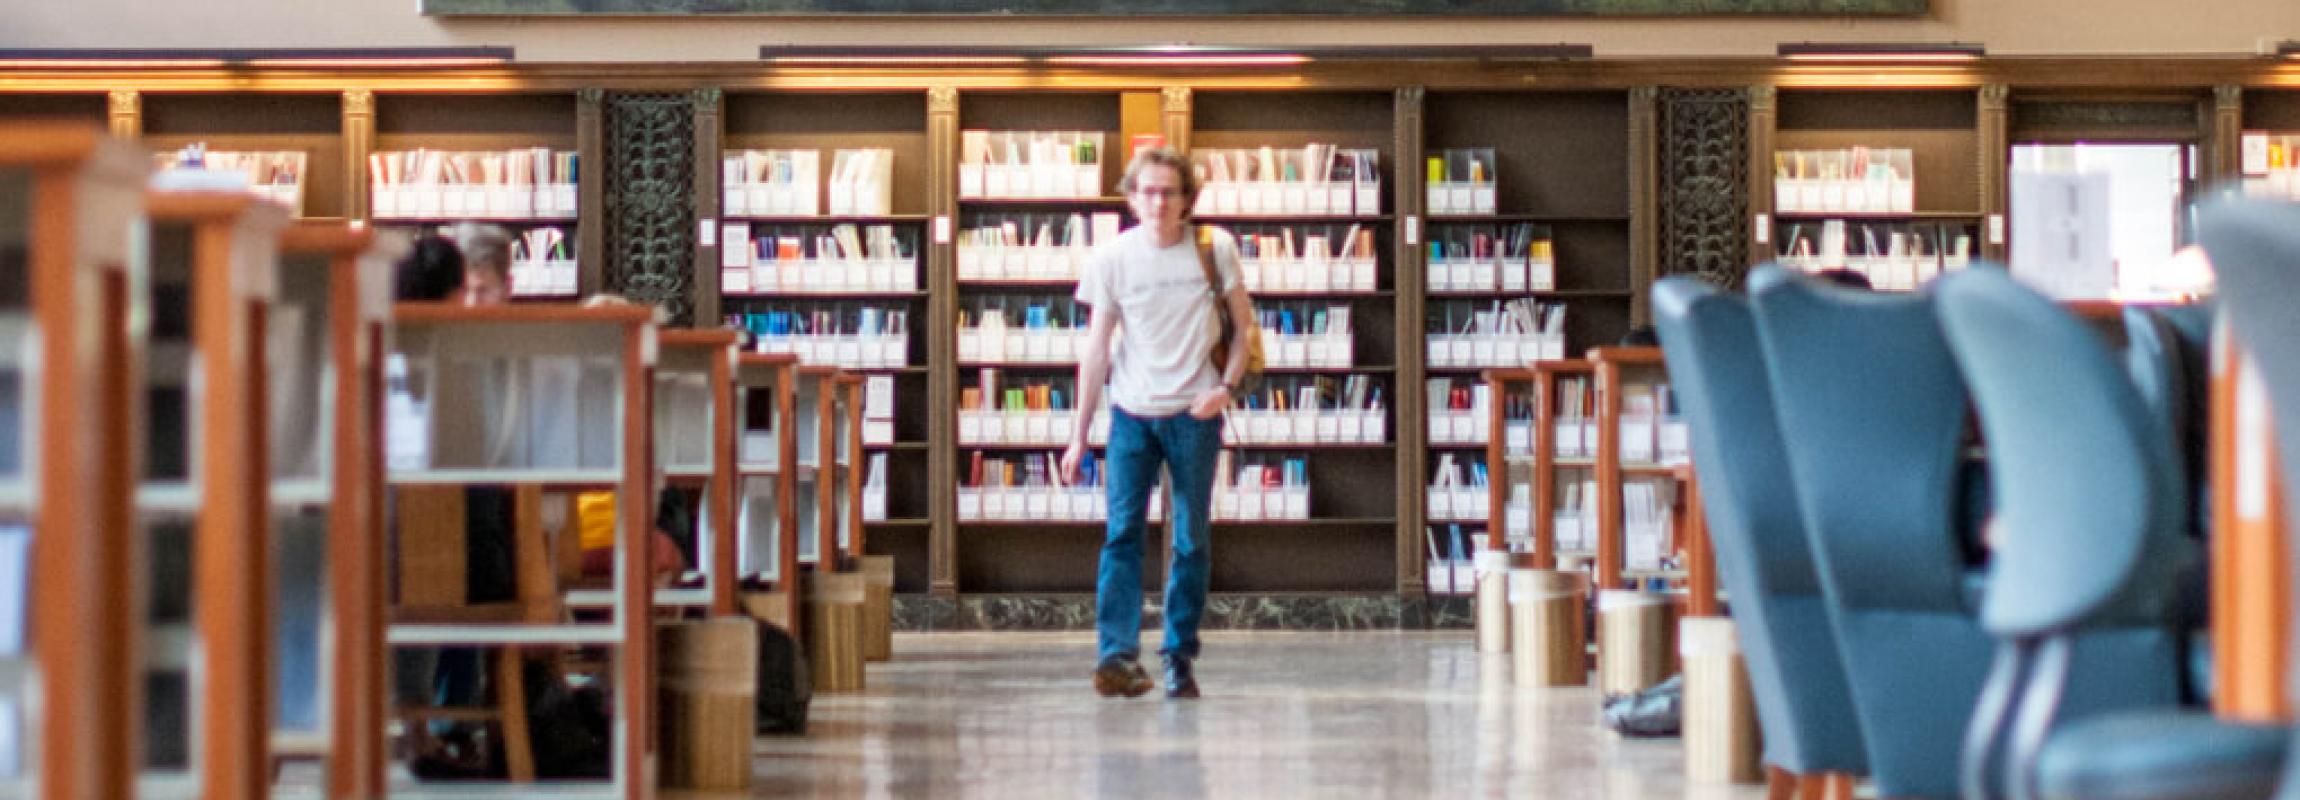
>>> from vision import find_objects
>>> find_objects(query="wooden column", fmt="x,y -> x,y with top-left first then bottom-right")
1978,84 -> 2011,264
106,89 -> 139,139
342,90 -> 375,221
577,88 -> 606,298
692,88 -> 725,325
2210,85 -> 2246,189
1395,85 -> 1429,599
1161,86 -> 1192,155
926,85 -> 960,598
1746,85 -> 1778,267
1627,86 -> 1659,326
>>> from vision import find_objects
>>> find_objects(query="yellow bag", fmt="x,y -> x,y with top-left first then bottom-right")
576,490 -> 617,553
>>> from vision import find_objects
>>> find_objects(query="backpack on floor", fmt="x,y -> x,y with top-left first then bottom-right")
756,619 -> 812,734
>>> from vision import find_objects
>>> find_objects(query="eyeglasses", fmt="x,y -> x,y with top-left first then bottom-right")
1130,186 -> 1186,200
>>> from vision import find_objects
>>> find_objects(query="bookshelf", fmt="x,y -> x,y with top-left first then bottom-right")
949,90 -> 1158,595
1756,89 -> 1990,290
139,191 -> 289,800
369,92 -> 587,300
2237,89 -> 2300,201
1423,90 -> 1635,353
271,222 -> 399,798
1192,89 -> 1400,594
0,123 -> 149,799
715,91 -> 936,593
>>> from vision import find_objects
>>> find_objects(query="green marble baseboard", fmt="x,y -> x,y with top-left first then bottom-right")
892,593 -> 1476,632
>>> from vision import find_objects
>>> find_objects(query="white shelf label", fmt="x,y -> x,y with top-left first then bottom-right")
1404,215 -> 1420,247
698,218 -> 717,247
935,214 -> 953,244
1988,214 -> 2006,246
1753,213 -> 1770,244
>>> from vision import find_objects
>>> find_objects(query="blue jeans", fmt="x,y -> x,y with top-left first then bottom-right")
1098,406 -> 1222,663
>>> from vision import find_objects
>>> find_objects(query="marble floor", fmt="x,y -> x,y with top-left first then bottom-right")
738,630 -> 1772,800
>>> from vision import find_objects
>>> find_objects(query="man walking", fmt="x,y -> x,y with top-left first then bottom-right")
1062,147 -> 1256,699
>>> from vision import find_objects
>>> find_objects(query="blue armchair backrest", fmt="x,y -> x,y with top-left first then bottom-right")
1747,265 -> 1975,613
1935,269 -> 2190,635
1653,275 -> 1867,774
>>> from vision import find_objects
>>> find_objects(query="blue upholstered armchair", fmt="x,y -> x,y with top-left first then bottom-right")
1652,276 -> 1868,791
1746,265 -> 1995,800
1935,268 -> 2281,800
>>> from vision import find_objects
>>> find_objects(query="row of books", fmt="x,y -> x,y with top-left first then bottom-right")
959,131 -> 1104,200
1427,377 -> 1492,445
152,145 -> 306,212
1212,451 -> 1314,521
956,212 -> 1126,283
1775,219 -> 1975,292
1773,147 -> 1917,215
959,371 -> 1111,446
1227,223 -> 1382,293
1425,299 -> 1568,368
1253,303 -> 1356,369
1424,148 -> 1499,215
1426,452 -> 1491,522
721,148 -> 894,217
1424,525 -> 1485,596
1190,145 -> 1383,218
731,306 -> 912,369
369,148 -> 578,220
1425,224 -> 1557,293
508,226 -> 579,297
957,294 -> 1085,365
719,223 -> 920,295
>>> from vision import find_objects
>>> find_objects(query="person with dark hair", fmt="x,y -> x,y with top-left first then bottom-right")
1813,268 -> 1874,290
394,233 -> 466,302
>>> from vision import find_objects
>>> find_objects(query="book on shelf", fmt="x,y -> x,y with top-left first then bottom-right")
1253,301 -> 1354,370
1427,298 -> 1567,368
1217,222 -> 1380,293
721,222 -> 917,294
862,452 -> 889,521
1224,374 -> 1385,446
1774,147 -> 1915,215
368,148 -> 577,220
1775,218 -> 1971,292
151,143 -> 306,212
1425,377 -> 1491,445
957,212 -> 1123,283
1214,450 -> 1310,521
723,148 -> 896,217
959,131 -> 1104,200
1426,223 -> 1555,293
731,304 -> 909,369
958,293 -> 1086,365
1425,148 -> 1498,215
1191,144 -> 1380,218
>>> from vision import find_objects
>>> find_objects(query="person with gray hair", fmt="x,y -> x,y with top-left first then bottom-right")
450,222 -> 514,306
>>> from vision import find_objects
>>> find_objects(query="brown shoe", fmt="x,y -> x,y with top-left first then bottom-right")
1092,657 -> 1154,698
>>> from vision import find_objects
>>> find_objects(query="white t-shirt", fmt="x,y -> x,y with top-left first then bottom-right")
1075,225 -> 1244,417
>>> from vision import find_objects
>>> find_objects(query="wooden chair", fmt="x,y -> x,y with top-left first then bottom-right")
391,483 -> 569,782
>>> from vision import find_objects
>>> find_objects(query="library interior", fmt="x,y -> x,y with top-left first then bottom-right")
6,0 -> 2300,796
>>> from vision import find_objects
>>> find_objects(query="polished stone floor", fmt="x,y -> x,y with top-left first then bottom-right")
738,631 -> 1770,800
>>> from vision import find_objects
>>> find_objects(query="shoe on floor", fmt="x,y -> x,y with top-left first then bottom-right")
1164,655 -> 1199,700
1092,656 -> 1154,698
